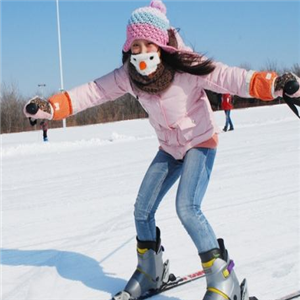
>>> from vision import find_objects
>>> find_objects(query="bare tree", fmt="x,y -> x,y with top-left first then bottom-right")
291,63 -> 300,77
239,62 -> 252,71
0,83 -> 27,133
261,59 -> 279,72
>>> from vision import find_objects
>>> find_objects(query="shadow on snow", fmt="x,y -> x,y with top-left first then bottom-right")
1,248 -> 182,300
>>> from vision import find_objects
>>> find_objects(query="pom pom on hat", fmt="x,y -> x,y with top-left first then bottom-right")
123,0 -> 177,53
150,0 -> 167,15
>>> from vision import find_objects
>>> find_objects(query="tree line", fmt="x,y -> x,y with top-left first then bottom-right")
1,63 -> 299,134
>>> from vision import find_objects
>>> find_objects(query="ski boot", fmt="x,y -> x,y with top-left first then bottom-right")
200,238 -> 248,300
113,227 -> 170,300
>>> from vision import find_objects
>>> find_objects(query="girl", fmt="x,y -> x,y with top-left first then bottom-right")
24,1 -> 300,299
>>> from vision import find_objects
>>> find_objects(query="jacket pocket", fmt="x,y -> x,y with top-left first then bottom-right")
176,107 -> 208,145
148,118 -> 168,143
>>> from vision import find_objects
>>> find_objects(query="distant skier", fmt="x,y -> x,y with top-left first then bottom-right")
23,1 -> 300,299
221,93 -> 234,131
40,120 -> 48,142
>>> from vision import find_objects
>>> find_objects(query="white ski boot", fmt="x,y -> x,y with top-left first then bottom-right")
200,239 -> 249,300
113,227 -> 170,300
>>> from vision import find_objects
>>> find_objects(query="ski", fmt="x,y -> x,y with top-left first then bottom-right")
112,270 -> 205,300
138,269 -> 206,299
252,291 -> 300,300
240,290 -> 300,300
251,290 -> 300,300
138,287 -> 300,300
275,291 -> 300,300
138,272 -> 261,300
112,268 -> 299,300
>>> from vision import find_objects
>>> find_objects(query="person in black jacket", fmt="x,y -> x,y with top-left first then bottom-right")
40,120 -> 48,142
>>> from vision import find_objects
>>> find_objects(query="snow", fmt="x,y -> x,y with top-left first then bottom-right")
1,104 -> 300,300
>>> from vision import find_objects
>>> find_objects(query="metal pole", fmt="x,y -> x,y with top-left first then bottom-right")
38,83 -> 46,98
56,0 -> 66,128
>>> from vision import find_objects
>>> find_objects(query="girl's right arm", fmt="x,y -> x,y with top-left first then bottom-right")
24,65 -> 131,121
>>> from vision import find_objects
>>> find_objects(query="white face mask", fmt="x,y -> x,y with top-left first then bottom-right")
130,52 -> 160,76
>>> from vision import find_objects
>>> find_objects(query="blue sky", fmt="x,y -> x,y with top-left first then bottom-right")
1,0 -> 300,98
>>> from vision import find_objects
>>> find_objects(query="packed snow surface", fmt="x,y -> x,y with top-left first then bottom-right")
1,104 -> 300,300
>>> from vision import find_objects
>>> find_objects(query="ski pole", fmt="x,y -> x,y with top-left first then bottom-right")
283,80 -> 300,119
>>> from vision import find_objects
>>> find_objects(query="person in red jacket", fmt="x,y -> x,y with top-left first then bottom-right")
221,93 -> 234,131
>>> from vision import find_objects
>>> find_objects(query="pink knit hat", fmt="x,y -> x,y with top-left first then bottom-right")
123,0 -> 178,53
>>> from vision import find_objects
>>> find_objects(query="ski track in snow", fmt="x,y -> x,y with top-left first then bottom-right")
1,105 -> 300,300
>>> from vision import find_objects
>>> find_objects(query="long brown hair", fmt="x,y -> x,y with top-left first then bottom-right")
122,28 -> 215,76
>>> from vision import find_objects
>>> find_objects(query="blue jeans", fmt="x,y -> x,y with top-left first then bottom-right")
224,110 -> 234,130
134,148 -> 218,254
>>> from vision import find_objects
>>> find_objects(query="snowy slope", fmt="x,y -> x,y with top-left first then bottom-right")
1,104 -> 300,300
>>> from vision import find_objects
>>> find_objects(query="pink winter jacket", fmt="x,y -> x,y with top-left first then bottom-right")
53,62 -> 276,160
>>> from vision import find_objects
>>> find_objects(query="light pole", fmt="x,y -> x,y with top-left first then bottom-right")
38,83 -> 46,98
56,0 -> 66,128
